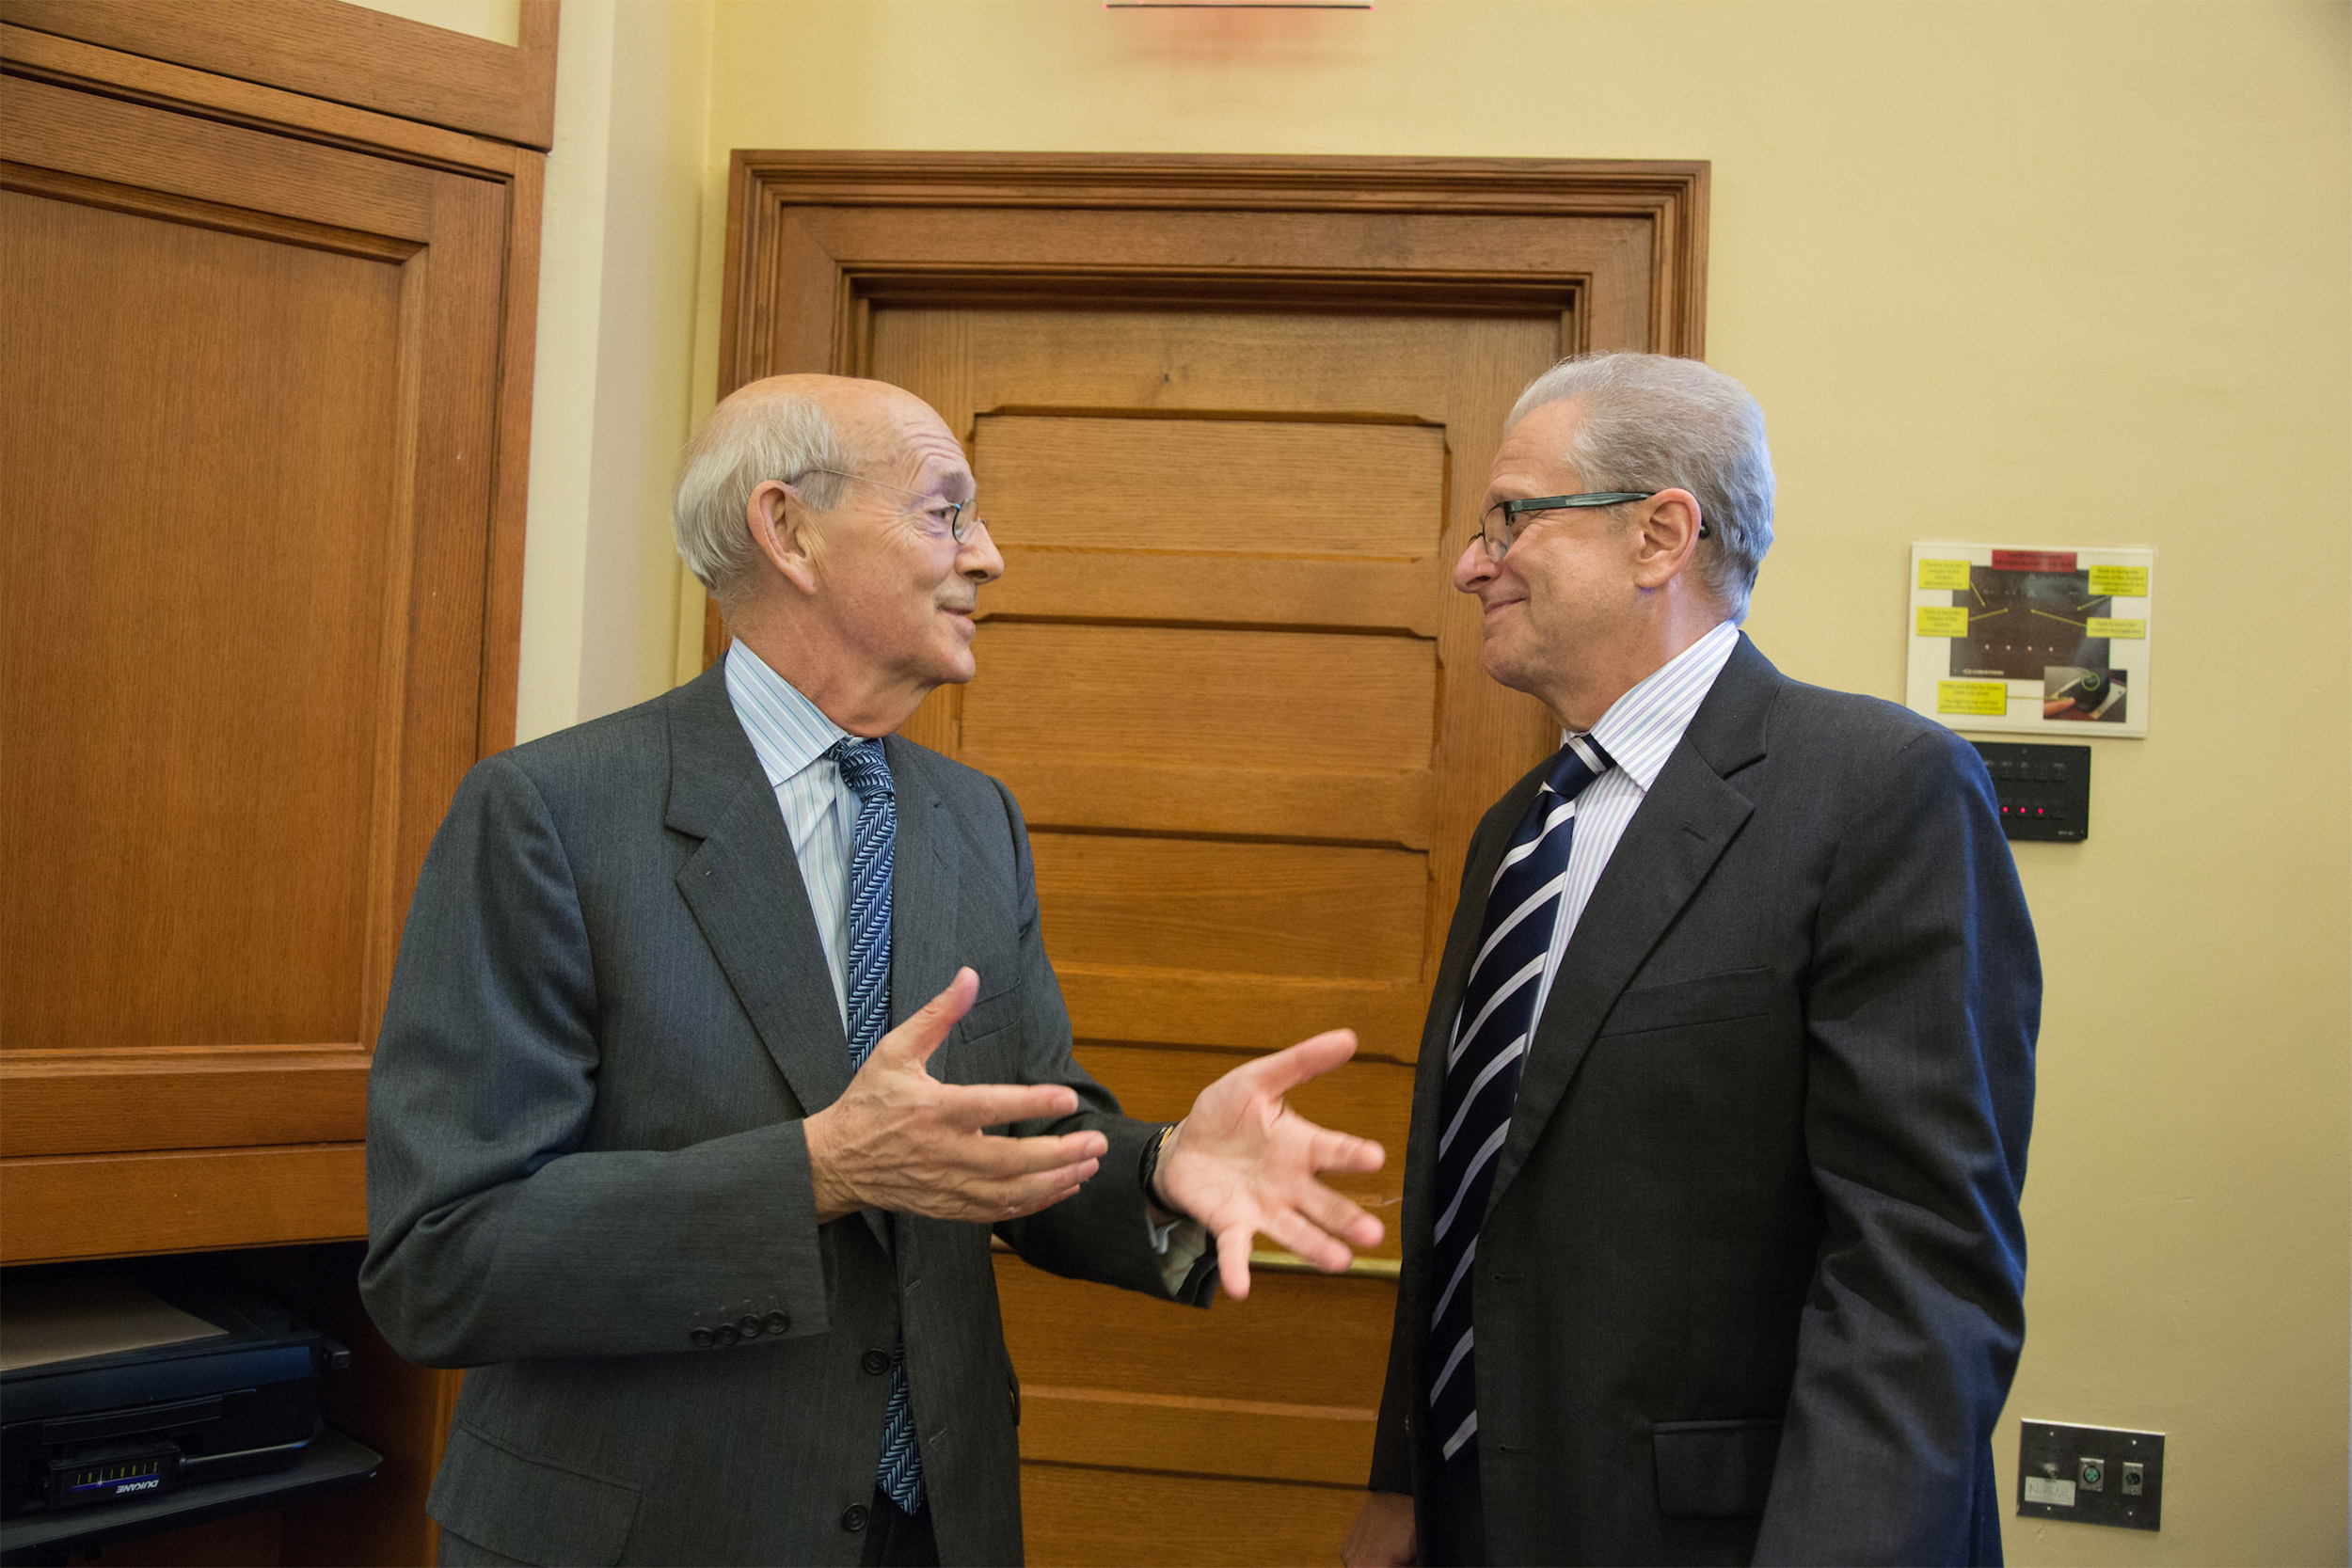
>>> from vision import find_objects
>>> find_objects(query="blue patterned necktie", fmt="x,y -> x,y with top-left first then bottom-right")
829,736 -> 924,1513
1425,734 -> 1612,1469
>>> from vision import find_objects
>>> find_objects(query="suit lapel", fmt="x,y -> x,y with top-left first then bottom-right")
1484,637 -> 1781,1215
666,663 -> 855,1120
882,737 -> 960,1034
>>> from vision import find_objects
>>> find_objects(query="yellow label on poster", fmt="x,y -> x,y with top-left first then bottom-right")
2088,565 -> 2148,596
1917,560 -> 1974,590
1937,681 -> 2009,717
2086,617 -> 2146,640
1915,606 -> 1970,637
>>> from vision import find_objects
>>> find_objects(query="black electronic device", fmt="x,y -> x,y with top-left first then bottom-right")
1,1275 -> 347,1524
1970,741 -> 2090,842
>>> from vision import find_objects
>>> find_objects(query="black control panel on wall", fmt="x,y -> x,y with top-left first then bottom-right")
1970,742 -> 2090,842
2017,1420 -> 2163,1530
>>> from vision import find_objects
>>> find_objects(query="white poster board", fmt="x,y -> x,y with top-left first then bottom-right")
1904,544 -> 2153,737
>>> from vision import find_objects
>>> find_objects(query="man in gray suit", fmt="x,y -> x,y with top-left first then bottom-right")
1343,354 -> 2037,1565
364,374 -> 1386,1566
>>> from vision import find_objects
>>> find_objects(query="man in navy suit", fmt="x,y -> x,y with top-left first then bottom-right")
1344,353 -> 2037,1566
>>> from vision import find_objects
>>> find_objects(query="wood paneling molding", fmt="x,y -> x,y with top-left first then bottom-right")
0,1048 -> 371,1157
1019,1384 -> 1376,1487
720,150 -> 1709,394
0,23 -> 528,177
0,1143 -> 367,1263
1,0 -> 558,150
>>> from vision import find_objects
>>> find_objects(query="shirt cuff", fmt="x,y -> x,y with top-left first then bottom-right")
1146,1213 -> 1211,1294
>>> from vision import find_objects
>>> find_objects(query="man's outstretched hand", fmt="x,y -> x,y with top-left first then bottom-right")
803,969 -> 1106,1224
1151,1030 -> 1387,1299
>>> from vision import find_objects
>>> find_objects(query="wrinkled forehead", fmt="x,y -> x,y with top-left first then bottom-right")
835,388 -> 973,498
1486,398 -> 1587,498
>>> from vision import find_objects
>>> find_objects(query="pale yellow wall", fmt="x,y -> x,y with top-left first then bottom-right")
524,2 -> 2352,1560
342,0 -> 519,47
515,0 -> 711,740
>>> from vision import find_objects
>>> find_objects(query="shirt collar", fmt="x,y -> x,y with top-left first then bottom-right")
1582,619 -> 1740,791
723,640 -> 852,789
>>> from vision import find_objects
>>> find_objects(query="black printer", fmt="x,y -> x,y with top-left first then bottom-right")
1,1275 -> 347,1521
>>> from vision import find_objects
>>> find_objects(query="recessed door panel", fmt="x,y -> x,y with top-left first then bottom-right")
977,414 -> 1444,558
1,190 -> 403,1053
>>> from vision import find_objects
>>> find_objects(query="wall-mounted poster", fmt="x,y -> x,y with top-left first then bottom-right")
1904,544 -> 2153,737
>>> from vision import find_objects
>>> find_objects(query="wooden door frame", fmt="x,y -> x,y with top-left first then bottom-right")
707,150 -> 1708,664
3,0 -> 560,150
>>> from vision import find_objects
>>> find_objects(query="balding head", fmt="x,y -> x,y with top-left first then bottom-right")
675,373 -> 1001,735
675,374 -> 949,608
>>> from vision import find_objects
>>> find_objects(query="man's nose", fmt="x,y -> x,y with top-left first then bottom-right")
959,518 -> 1005,583
1453,535 -> 1495,594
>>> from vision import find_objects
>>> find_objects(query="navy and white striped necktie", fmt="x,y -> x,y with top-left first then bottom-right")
829,737 -> 924,1513
1425,734 -> 1613,1468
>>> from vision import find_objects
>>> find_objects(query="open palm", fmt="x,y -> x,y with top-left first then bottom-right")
1153,1029 -> 1387,1299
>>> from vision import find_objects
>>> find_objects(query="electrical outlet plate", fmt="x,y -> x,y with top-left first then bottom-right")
2018,1420 -> 2164,1531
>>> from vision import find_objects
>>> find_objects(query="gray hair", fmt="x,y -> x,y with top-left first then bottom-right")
673,388 -> 854,605
1507,353 -> 1775,621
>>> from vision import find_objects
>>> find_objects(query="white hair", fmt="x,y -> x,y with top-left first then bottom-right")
673,388 -> 854,606
1508,353 -> 1776,621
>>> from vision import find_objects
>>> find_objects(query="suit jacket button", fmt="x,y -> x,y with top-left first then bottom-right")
737,1314 -> 764,1338
714,1323 -> 739,1346
690,1328 -> 714,1349
862,1349 -> 892,1375
764,1310 -> 791,1334
841,1504 -> 869,1533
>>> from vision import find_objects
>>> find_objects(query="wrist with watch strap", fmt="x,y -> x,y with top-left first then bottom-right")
1138,1121 -> 1184,1221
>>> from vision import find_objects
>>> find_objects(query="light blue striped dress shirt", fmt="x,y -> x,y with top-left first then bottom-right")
724,641 -> 863,1026
726,641 -> 1207,1281
1530,618 -> 1741,1027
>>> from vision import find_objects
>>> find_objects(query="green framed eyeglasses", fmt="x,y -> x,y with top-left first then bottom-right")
1477,491 -> 1707,559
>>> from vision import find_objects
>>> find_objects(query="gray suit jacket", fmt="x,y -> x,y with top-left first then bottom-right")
363,662 -> 1210,1566
1371,637 -> 2038,1565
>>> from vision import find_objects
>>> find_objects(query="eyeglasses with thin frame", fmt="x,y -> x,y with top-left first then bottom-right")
790,467 -> 987,544
1477,490 -> 1708,560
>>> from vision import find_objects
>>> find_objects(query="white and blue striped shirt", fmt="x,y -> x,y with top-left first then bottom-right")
725,641 -> 1205,1279
1532,618 -> 1741,1026
723,641 -> 864,1026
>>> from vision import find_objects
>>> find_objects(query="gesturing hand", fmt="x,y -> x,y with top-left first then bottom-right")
1152,1030 -> 1387,1299
803,969 -> 1107,1224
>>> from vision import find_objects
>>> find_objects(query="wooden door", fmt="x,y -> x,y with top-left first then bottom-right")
0,12 -> 551,1561
718,153 -> 1707,1564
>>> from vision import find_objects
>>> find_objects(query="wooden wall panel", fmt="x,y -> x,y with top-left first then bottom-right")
1031,835 -> 1426,981
0,36 -> 532,1214
0,1145 -> 365,1265
976,415 -> 1444,557
997,1254 -> 1392,1410
0,1048 -> 370,1157
984,547 -> 1439,638
962,624 -> 1436,772
1021,1464 -> 1366,1568
1,188 -> 404,1053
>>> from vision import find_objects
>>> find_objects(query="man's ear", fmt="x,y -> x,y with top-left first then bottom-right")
1630,488 -> 1705,590
747,481 -> 820,596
